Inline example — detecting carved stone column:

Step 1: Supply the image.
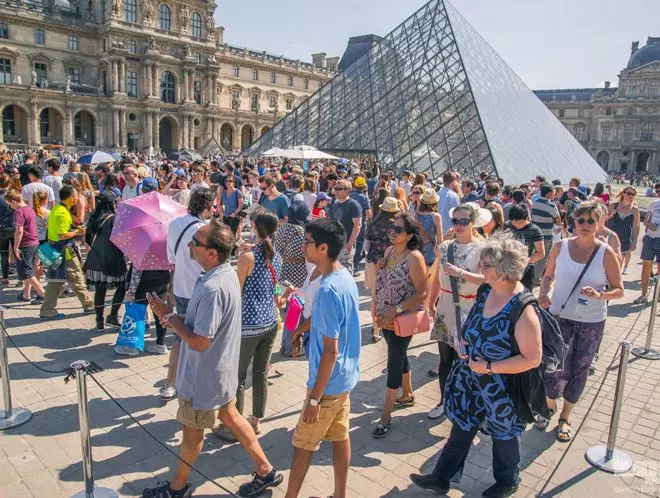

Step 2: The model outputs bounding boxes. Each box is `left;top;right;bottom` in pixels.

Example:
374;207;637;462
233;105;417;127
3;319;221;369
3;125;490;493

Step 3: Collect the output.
112;60;119;94
145;111;153;150
188;70;194;103
112;108;120;147
95;121;103;147
188;115;194;149
119;60;126;94
153;64;160;100
65;106;74;146
232;123;241;152
29;100;39;145
181;114;189;149
119;109;127;147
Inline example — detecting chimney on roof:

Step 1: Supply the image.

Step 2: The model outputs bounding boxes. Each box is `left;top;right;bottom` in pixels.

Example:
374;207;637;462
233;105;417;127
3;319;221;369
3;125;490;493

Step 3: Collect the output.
326;57;340;72
604;81;611;89
631;41;639;56
312;52;327;68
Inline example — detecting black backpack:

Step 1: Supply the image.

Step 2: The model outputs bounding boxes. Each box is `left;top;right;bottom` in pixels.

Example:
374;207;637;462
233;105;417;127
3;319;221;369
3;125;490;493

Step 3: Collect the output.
508;292;567;374
0;196;14;233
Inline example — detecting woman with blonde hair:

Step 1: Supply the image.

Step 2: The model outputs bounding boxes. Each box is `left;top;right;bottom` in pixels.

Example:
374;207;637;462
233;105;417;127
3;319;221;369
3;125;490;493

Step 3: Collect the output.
606;186;640;274
68;161;80;173
395;187;409;213
76;172;96;214
62;176;89;225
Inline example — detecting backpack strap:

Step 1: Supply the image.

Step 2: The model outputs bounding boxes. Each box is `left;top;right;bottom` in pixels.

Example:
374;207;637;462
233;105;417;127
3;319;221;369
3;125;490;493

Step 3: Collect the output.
507;291;538;355
174;220;200;256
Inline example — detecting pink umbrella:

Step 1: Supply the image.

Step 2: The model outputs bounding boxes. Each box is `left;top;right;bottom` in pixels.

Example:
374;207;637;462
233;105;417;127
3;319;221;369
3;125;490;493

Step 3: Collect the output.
110;191;188;270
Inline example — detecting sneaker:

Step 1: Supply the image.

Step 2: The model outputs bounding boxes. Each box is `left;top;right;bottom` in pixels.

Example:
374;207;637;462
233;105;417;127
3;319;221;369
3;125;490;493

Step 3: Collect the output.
83;307;95;314
428;402;445;419
0;278;9;287
482;481;519;498
17;294;32;302
96;320;104;332
633;295;648;305
147;343;169;355
142;481;193;498
30;295;45;305
589;353;599;376
410;473;450;494
238;467;283;497
40;313;65;320
106;315;121;327
61;289;74;297
622;267;629;275
115;346;139;356
159;385;177;400
212;424;237;442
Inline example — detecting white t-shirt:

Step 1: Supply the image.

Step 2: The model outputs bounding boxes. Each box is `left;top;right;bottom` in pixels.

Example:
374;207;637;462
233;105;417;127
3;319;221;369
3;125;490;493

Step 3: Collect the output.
121;183;141;200
300;263;322;320
21;182;55;208
647;198;660;239
190;181;210;194
167;214;207;299
43;175;63;203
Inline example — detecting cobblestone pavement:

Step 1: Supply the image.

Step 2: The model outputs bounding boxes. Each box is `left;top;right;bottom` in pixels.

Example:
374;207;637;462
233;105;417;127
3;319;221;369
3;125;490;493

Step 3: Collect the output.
1;253;659;498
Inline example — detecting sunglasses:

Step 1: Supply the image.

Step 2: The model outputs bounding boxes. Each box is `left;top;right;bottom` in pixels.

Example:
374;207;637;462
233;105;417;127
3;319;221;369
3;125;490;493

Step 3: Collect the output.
390;226;406;234
576;218;596;225
623;191;636;196
479;261;496;269
191;234;212;248
333;186;347;191
451;218;471;226
412;190;422;195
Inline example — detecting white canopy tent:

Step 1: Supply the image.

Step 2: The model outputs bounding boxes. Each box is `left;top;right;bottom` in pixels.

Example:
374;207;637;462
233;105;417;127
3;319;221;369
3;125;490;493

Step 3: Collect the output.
277;145;341;160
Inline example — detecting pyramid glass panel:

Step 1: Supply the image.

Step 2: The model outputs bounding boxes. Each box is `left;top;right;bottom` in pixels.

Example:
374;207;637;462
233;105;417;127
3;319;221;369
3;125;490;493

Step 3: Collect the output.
246;0;606;184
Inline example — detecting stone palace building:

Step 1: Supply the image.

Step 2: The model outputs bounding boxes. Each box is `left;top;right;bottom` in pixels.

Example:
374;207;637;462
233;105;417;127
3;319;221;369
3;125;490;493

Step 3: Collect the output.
535;36;660;175
0;0;336;153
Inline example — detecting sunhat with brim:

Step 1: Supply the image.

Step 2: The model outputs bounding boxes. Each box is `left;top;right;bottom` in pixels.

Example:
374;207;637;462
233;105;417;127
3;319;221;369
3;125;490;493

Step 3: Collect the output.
380;196;401;213
449;201;493;228
420;187;439;205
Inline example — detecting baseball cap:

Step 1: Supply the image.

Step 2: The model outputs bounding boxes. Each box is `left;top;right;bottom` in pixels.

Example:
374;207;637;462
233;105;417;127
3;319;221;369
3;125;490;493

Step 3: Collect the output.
141;177;159;193
316;192;330;202
173;168;186;177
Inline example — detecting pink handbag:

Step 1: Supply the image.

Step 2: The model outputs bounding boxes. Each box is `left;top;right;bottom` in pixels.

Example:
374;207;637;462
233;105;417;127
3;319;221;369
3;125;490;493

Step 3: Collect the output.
393;310;432;337
382;247;432;338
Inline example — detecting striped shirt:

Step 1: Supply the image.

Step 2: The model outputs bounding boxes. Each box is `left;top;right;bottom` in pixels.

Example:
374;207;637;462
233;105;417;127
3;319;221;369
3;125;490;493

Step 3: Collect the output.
531;198;559;240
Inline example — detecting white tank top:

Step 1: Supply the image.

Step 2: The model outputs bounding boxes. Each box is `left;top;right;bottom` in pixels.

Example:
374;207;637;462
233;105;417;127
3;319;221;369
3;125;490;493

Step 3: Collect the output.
549;239;608;323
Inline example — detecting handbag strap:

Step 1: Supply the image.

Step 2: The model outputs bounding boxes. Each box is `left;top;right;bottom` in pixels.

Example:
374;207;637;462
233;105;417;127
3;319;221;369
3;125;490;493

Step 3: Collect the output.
416;213;434;244
174;220;199;256
558;242;601;314
447;241;463;333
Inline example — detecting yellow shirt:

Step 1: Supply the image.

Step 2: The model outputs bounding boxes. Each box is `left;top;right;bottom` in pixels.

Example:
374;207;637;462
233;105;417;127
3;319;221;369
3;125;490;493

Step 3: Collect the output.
47;204;73;260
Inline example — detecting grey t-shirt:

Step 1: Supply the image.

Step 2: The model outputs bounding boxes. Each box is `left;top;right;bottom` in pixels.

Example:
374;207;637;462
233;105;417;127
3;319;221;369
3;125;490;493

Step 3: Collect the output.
177;262;242;410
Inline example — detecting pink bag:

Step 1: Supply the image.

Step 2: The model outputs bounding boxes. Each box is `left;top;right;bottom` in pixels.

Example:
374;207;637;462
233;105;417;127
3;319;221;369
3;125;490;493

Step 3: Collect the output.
394;310;432;337
285;295;304;332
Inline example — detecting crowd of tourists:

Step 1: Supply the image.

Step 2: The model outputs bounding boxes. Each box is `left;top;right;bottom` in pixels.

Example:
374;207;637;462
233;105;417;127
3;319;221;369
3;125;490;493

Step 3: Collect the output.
1;146;659;498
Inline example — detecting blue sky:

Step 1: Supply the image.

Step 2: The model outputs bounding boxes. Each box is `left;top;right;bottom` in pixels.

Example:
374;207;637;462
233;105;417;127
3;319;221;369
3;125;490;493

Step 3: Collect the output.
215;0;660;89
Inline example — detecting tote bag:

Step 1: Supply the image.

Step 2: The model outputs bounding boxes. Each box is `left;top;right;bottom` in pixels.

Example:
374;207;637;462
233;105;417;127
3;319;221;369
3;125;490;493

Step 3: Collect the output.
115;302;147;351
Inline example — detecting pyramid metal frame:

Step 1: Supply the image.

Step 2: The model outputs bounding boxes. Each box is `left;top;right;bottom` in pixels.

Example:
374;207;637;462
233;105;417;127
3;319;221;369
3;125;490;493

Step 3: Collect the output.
245;0;606;184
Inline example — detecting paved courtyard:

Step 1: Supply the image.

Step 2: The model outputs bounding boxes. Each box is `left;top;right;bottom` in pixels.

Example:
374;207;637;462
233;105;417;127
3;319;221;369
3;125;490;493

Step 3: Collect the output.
1;252;660;498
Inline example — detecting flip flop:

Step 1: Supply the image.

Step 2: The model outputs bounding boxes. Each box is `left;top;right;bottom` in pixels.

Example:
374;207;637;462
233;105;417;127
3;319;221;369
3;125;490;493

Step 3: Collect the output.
557;418;572;442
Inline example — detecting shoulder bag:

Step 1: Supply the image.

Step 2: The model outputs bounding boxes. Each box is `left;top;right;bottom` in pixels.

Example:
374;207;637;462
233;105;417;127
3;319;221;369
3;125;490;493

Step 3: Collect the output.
383;247;432;337
556;242;601;317
447;242;463;333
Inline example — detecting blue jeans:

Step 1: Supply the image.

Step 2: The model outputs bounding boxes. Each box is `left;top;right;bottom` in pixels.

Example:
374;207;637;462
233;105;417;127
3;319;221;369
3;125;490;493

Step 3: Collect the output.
353;236;365;271
432;423;520;486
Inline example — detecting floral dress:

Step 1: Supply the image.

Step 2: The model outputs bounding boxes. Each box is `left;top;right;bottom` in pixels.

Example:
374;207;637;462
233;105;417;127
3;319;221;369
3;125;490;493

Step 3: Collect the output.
431;240;483;346
444;286;526;439
374;250;421;328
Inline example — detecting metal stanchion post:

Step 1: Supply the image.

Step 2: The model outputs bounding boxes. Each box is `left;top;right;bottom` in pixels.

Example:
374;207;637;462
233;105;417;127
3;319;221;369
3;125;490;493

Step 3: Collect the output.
69;360;118;498
632;276;660;360
585;341;633;473
0;306;32;430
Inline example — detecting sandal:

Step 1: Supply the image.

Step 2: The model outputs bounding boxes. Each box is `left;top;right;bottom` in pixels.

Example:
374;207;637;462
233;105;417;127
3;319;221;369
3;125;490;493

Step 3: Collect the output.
393;396;415;410
557;418;573;442
372;419;391;438
534;408;556;431
633;295;648;306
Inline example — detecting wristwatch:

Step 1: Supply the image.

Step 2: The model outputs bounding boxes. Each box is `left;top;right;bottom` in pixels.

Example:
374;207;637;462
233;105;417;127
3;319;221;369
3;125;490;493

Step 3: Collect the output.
395;305;404;315
308;398;320;407
486;361;493;375
162;312;177;323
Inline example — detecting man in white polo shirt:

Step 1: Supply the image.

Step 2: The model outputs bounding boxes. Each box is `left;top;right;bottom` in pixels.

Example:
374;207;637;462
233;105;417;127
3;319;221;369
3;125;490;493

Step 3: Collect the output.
158;188;215;400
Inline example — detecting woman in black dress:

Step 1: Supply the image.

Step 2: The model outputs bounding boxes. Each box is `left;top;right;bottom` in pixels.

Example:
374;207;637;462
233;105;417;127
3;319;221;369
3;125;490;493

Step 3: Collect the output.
606;187;640;275
84;191;127;331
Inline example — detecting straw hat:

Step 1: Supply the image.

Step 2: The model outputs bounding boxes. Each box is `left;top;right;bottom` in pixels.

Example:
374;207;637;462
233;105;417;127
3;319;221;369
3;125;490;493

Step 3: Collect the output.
420;187;439;205
380;196;400;213
449;202;493;228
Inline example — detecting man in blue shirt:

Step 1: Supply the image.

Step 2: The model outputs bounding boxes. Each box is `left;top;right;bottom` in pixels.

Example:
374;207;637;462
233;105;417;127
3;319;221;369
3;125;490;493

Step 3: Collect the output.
286;218;361;498
437;171;460;236
260;177;290;224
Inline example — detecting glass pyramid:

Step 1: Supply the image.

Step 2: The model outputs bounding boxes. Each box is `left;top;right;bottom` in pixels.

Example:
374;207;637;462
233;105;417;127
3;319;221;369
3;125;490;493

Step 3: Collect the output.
246;0;606;185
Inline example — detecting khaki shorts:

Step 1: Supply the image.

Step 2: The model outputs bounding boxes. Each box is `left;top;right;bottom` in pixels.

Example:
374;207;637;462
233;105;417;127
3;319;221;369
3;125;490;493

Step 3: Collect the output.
176;397;234;430
292;391;350;451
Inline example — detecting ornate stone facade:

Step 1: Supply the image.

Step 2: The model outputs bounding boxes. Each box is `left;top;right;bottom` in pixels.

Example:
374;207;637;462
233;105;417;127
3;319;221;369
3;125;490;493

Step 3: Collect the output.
535;37;660;175
0;0;337;153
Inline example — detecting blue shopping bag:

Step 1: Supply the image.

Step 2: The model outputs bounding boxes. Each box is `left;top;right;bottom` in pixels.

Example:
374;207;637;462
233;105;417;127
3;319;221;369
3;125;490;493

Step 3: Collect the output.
115;302;147;351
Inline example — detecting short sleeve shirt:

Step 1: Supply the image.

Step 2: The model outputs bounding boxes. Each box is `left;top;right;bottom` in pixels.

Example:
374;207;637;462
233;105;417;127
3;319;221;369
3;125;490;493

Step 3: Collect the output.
222;189;243;216
178;263;242;410
47;204;72;242
22;183;55;208
330;198;362;240
14;206;38;247
307;268;361;395
504;221;544;257
261;194;290;220
531;198;560;240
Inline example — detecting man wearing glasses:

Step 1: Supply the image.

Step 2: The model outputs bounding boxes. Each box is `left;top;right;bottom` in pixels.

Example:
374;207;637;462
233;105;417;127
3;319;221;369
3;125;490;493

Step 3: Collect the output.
329;180;362;274
121;165;142;200
635;182;660;305
146;220;283;498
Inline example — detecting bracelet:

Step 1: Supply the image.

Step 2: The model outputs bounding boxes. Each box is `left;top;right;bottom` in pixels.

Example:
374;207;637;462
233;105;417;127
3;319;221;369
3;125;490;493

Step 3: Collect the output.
162;312;177;323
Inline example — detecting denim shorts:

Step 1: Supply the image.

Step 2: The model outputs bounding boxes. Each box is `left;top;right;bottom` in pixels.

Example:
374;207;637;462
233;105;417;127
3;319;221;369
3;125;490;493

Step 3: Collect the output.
641;235;660;263
17;245;38;280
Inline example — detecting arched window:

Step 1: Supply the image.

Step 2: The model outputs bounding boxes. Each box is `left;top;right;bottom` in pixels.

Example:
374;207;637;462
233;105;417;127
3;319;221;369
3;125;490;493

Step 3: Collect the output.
124;0;136;22
0;23;8;39
161;71;175;103
159;4;171;30
596;151;610;171
191;12;201;37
